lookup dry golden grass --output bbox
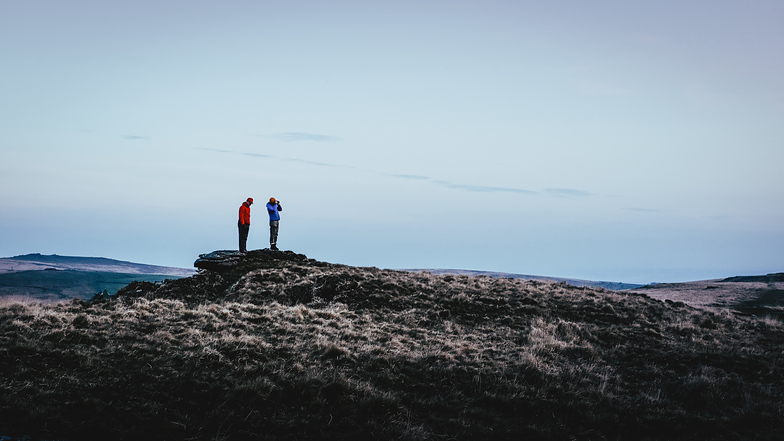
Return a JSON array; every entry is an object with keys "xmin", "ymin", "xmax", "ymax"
[{"xmin": 1, "ymin": 250, "xmax": 782, "ymax": 440}]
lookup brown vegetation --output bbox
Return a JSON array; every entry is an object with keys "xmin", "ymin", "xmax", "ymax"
[
  {"xmin": 629, "ymin": 274, "xmax": 784, "ymax": 319},
  {"xmin": 1, "ymin": 250, "xmax": 782, "ymax": 440}
]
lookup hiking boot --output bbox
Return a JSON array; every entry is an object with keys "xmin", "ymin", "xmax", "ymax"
[{"xmin": 271, "ymin": 244, "xmax": 279, "ymax": 251}]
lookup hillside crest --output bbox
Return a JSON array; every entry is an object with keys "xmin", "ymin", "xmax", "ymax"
[
  {"xmin": 0, "ymin": 253, "xmax": 195, "ymax": 277},
  {"xmin": 2, "ymin": 249, "xmax": 783, "ymax": 440}
]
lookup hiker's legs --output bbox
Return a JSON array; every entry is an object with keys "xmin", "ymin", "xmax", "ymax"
[
  {"xmin": 269, "ymin": 220, "xmax": 279, "ymax": 248},
  {"xmin": 239, "ymin": 224, "xmax": 250, "ymax": 252}
]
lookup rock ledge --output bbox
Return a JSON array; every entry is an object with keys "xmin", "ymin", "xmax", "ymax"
[{"xmin": 194, "ymin": 250, "xmax": 244, "ymax": 272}]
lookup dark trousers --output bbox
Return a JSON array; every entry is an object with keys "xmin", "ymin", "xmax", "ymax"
[
  {"xmin": 238, "ymin": 223, "xmax": 250, "ymax": 252},
  {"xmin": 269, "ymin": 220, "xmax": 279, "ymax": 246}
]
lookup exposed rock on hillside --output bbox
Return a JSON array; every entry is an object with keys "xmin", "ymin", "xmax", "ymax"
[
  {"xmin": 193, "ymin": 249, "xmax": 316, "ymax": 273},
  {"xmin": 193, "ymin": 250, "xmax": 245, "ymax": 271}
]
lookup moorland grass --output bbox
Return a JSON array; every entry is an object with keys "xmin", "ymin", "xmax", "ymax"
[{"xmin": 0, "ymin": 250, "xmax": 782, "ymax": 440}]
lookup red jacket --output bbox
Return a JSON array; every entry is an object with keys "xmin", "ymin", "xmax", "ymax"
[{"xmin": 239, "ymin": 202, "xmax": 251, "ymax": 225}]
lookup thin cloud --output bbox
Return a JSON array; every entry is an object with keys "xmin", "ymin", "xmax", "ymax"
[
  {"xmin": 545, "ymin": 188, "xmax": 591, "ymax": 197},
  {"xmin": 434, "ymin": 181, "xmax": 537, "ymax": 195},
  {"xmin": 123, "ymin": 135, "xmax": 149, "ymax": 140},
  {"xmin": 193, "ymin": 148, "xmax": 572, "ymax": 199},
  {"xmin": 284, "ymin": 158, "xmax": 340, "ymax": 167},
  {"xmin": 272, "ymin": 132, "xmax": 340, "ymax": 142},
  {"xmin": 623, "ymin": 207, "xmax": 659, "ymax": 213},
  {"xmin": 198, "ymin": 147, "xmax": 340, "ymax": 167},
  {"xmin": 391, "ymin": 174, "xmax": 430, "ymax": 180},
  {"xmin": 195, "ymin": 147, "xmax": 234, "ymax": 153}
]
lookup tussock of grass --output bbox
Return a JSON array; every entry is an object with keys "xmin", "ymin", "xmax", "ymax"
[{"xmin": 1, "ymin": 250, "xmax": 783, "ymax": 440}]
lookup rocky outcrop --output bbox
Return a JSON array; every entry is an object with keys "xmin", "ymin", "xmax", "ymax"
[
  {"xmin": 194, "ymin": 249, "xmax": 316, "ymax": 273},
  {"xmin": 193, "ymin": 250, "xmax": 245, "ymax": 272},
  {"xmin": 115, "ymin": 249, "xmax": 325, "ymax": 306}
]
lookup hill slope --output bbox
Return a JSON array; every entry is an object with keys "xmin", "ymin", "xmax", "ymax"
[
  {"xmin": 0, "ymin": 270, "xmax": 175, "ymax": 303},
  {"xmin": 0, "ymin": 254, "xmax": 195, "ymax": 277},
  {"xmin": 0, "ymin": 254, "xmax": 196, "ymax": 302},
  {"xmin": 628, "ymin": 273, "xmax": 784, "ymax": 318},
  {"xmin": 405, "ymin": 268, "xmax": 643, "ymax": 290},
  {"xmin": 1, "ymin": 250, "xmax": 782, "ymax": 440}
]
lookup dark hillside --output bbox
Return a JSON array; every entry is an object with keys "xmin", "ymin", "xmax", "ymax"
[
  {"xmin": 723, "ymin": 273, "xmax": 784, "ymax": 283},
  {"xmin": 1, "ymin": 250, "xmax": 782, "ymax": 440},
  {"xmin": 0, "ymin": 270, "xmax": 174, "ymax": 302}
]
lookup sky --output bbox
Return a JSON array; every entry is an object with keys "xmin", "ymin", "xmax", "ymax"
[{"xmin": 2, "ymin": 0, "xmax": 783, "ymax": 284}]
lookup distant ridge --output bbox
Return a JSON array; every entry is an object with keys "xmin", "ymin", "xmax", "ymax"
[
  {"xmin": 1, "ymin": 253, "xmax": 195, "ymax": 277},
  {"xmin": 10, "ymin": 253, "xmax": 140, "ymax": 265},
  {"xmin": 721, "ymin": 272, "xmax": 784, "ymax": 283},
  {"xmin": 403, "ymin": 268, "xmax": 643, "ymax": 291},
  {"xmin": 628, "ymin": 272, "xmax": 784, "ymax": 317},
  {"xmin": 0, "ymin": 254, "xmax": 196, "ymax": 302}
]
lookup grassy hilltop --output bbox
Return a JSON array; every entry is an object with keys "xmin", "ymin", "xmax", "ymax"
[{"xmin": 1, "ymin": 250, "xmax": 782, "ymax": 440}]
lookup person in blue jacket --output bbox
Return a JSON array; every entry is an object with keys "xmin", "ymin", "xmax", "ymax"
[{"xmin": 266, "ymin": 197, "xmax": 282, "ymax": 251}]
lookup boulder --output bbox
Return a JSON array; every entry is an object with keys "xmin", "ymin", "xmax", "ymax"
[{"xmin": 194, "ymin": 250, "xmax": 244, "ymax": 272}]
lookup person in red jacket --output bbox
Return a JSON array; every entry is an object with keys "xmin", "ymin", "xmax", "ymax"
[{"xmin": 238, "ymin": 198, "xmax": 253, "ymax": 253}]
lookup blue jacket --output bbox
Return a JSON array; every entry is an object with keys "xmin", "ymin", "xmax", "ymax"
[{"xmin": 266, "ymin": 202, "xmax": 281, "ymax": 221}]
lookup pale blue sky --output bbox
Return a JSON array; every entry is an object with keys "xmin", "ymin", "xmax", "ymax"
[{"xmin": 2, "ymin": 0, "xmax": 783, "ymax": 283}]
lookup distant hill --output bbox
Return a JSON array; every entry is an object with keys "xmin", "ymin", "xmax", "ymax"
[
  {"xmin": 0, "ymin": 269, "xmax": 175, "ymax": 303},
  {"xmin": 628, "ymin": 272, "xmax": 784, "ymax": 318},
  {"xmin": 721, "ymin": 272, "xmax": 784, "ymax": 283},
  {"xmin": 404, "ymin": 268, "xmax": 643, "ymax": 291},
  {"xmin": 0, "ymin": 254, "xmax": 195, "ymax": 302},
  {"xmin": 0, "ymin": 253, "xmax": 195, "ymax": 277}
]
